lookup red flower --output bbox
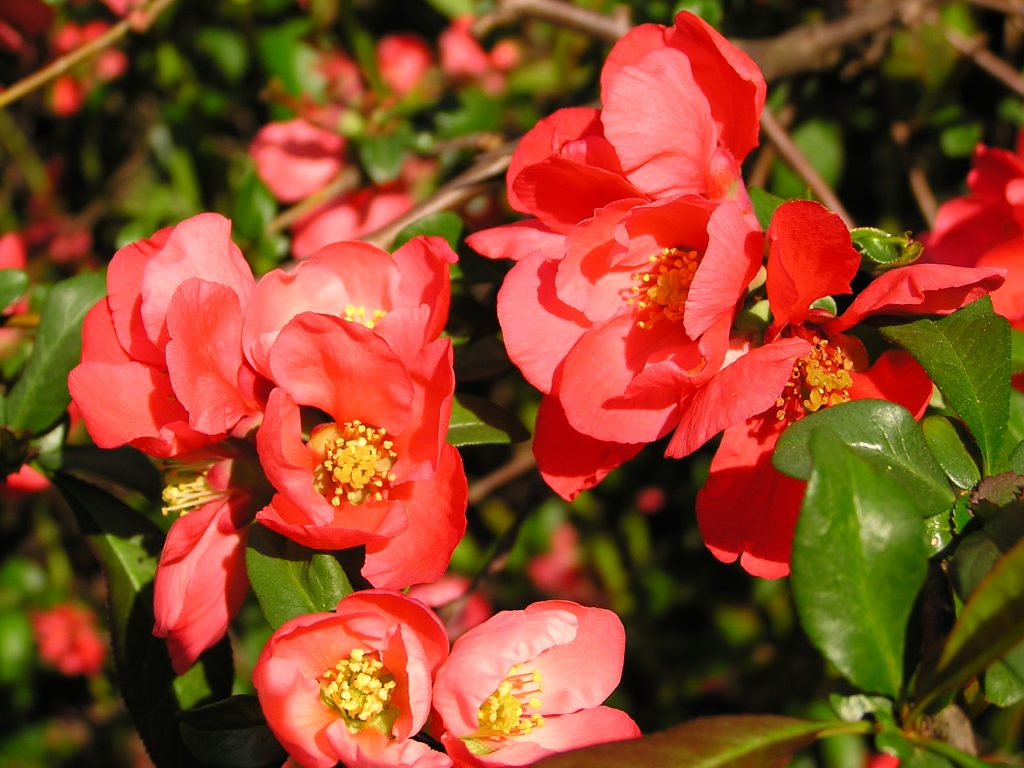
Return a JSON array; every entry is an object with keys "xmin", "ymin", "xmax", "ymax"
[
  {"xmin": 68, "ymin": 213, "xmax": 265, "ymax": 458},
  {"xmin": 255, "ymin": 311, "xmax": 466, "ymax": 588},
  {"xmin": 377, "ymin": 33, "xmax": 433, "ymax": 97},
  {"xmin": 406, "ymin": 575, "xmax": 492, "ymax": 641},
  {"xmin": 250, "ymin": 119, "xmax": 346, "ymax": 204},
  {"xmin": 432, "ymin": 600, "xmax": 640, "ymax": 766},
  {"xmin": 696, "ymin": 201, "xmax": 1004, "ymax": 577},
  {"xmin": 32, "ymin": 604, "xmax": 105, "ymax": 676},
  {"xmin": 253, "ymin": 590, "xmax": 452, "ymax": 768}
]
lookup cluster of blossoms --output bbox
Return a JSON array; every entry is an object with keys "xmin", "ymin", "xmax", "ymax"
[
  {"xmin": 253, "ymin": 591, "xmax": 638, "ymax": 767},
  {"xmin": 468, "ymin": 11, "xmax": 1005, "ymax": 577},
  {"xmin": 68, "ymin": 213, "xmax": 468, "ymax": 673}
]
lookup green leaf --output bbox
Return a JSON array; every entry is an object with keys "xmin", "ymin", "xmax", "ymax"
[
  {"xmin": 773, "ymin": 400, "xmax": 954, "ymax": 517},
  {"xmin": 912, "ymin": 535, "xmax": 1024, "ymax": 717},
  {"xmin": 770, "ymin": 119, "xmax": 843, "ymax": 199},
  {"xmin": 792, "ymin": 429, "xmax": 929, "ymax": 697},
  {"xmin": 533, "ymin": 716, "xmax": 868, "ymax": 768},
  {"xmin": 232, "ymin": 166, "xmax": 277, "ymax": 243},
  {"xmin": 392, "ymin": 211, "xmax": 464, "ymax": 252},
  {"xmin": 356, "ymin": 124, "xmax": 414, "ymax": 185},
  {"xmin": 178, "ymin": 695, "xmax": 286, "ymax": 768},
  {"xmin": 922, "ymin": 416, "xmax": 980, "ymax": 490},
  {"xmin": 749, "ymin": 187, "xmax": 786, "ymax": 231},
  {"xmin": 0, "ymin": 269, "xmax": 28, "ymax": 312},
  {"xmin": 246, "ymin": 524, "xmax": 353, "ymax": 630},
  {"xmin": 880, "ymin": 298, "xmax": 1010, "ymax": 474},
  {"xmin": 54, "ymin": 473, "xmax": 225, "ymax": 767},
  {"xmin": 1011, "ymin": 328, "xmax": 1024, "ymax": 374},
  {"xmin": 447, "ymin": 393, "xmax": 529, "ymax": 447},
  {"xmin": 850, "ymin": 227, "xmax": 923, "ymax": 271},
  {"xmin": 6, "ymin": 271, "xmax": 105, "ymax": 435}
]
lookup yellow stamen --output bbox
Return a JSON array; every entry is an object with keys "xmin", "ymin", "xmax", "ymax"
[
  {"xmin": 160, "ymin": 460, "xmax": 226, "ymax": 516},
  {"xmin": 474, "ymin": 664, "xmax": 545, "ymax": 739},
  {"xmin": 309, "ymin": 420, "xmax": 397, "ymax": 506},
  {"xmin": 627, "ymin": 247, "xmax": 701, "ymax": 329},
  {"xmin": 344, "ymin": 305, "xmax": 388, "ymax": 329},
  {"xmin": 775, "ymin": 336, "xmax": 854, "ymax": 424},
  {"xmin": 320, "ymin": 649, "xmax": 397, "ymax": 732}
]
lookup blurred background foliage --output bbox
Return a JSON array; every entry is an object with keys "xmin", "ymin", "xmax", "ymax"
[{"xmin": 1, "ymin": 0, "xmax": 1023, "ymax": 765}]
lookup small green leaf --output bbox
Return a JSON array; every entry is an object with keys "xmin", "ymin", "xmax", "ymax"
[
  {"xmin": 447, "ymin": 393, "xmax": 529, "ymax": 447},
  {"xmin": 246, "ymin": 524, "xmax": 353, "ymax": 630},
  {"xmin": 179, "ymin": 695, "xmax": 286, "ymax": 768},
  {"xmin": 7, "ymin": 271, "xmax": 105, "ymax": 435},
  {"xmin": 880, "ymin": 298, "xmax": 1010, "ymax": 475},
  {"xmin": 392, "ymin": 211, "xmax": 464, "ymax": 253},
  {"xmin": 791, "ymin": 429, "xmax": 929, "ymax": 697},
  {"xmin": 922, "ymin": 416, "xmax": 980, "ymax": 490},
  {"xmin": 749, "ymin": 187, "xmax": 786, "ymax": 231},
  {"xmin": 0, "ymin": 269, "xmax": 28, "ymax": 312},
  {"xmin": 55, "ymin": 473, "xmax": 220, "ymax": 767},
  {"xmin": 356, "ymin": 124, "xmax": 414, "ymax": 185},
  {"xmin": 232, "ymin": 166, "xmax": 277, "ymax": 243},
  {"xmin": 533, "ymin": 715, "xmax": 868, "ymax": 768},
  {"xmin": 913, "ymin": 535, "xmax": 1024, "ymax": 717},
  {"xmin": 850, "ymin": 227, "xmax": 923, "ymax": 271},
  {"xmin": 773, "ymin": 400, "xmax": 954, "ymax": 517}
]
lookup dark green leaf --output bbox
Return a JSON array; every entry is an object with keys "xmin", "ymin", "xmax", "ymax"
[
  {"xmin": 232, "ymin": 166, "xmax": 277, "ymax": 242},
  {"xmin": 246, "ymin": 524, "xmax": 353, "ymax": 630},
  {"xmin": 533, "ymin": 716, "xmax": 868, "ymax": 768},
  {"xmin": 750, "ymin": 187, "xmax": 786, "ymax": 231},
  {"xmin": 356, "ymin": 124, "xmax": 414, "ymax": 185},
  {"xmin": 913, "ymin": 535, "xmax": 1024, "ymax": 716},
  {"xmin": 922, "ymin": 416, "xmax": 980, "ymax": 490},
  {"xmin": 0, "ymin": 269, "xmax": 28, "ymax": 312},
  {"xmin": 773, "ymin": 400, "xmax": 954, "ymax": 516},
  {"xmin": 880, "ymin": 298, "xmax": 1010, "ymax": 474},
  {"xmin": 392, "ymin": 211, "xmax": 464, "ymax": 252},
  {"xmin": 7, "ymin": 271, "xmax": 105, "ymax": 435},
  {"xmin": 447, "ymin": 393, "xmax": 529, "ymax": 447},
  {"xmin": 179, "ymin": 695, "xmax": 286, "ymax": 768},
  {"xmin": 792, "ymin": 429, "xmax": 929, "ymax": 697},
  {"xmin": 1011, "ymin": 328, "xmax": 1024, "ymax": 374},
  {"xmin": 850, "ymin": 227, "xmax": 923, "ymax": 271},
  {"xmin": 54, "ymin": 473, "xmax": 218, "ymax": 767}
]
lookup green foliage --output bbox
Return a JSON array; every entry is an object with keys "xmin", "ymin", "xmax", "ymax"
[
  {"xmin": 850, "ymin": 227, "xmax": 923, "ymax": 271},
  {"xmin": 922, "ymin": 416, "xmax": 980, "ymax": 490},
  {"xmin": 791, "ymin": 430, "xmax": 928, "ymax": 698},
  {"xmin": 447, "ymin": 392, "xmax": 529, "ymax": 446},
  {"xmin": 881, "ymin": 298, "xmax": 1010, "ymax": 475},
  {"xmin": 0, "ymin": 270, "xmax": 28, "ymax": 312},
  {"xmin": 178, "ymin": 695, "xmax": 286, "ymax": 768},
  {"xmin": 393, "ymin": 211, "xmax": 465, "ymax": 251},
  {"xmin": 246, "ymin": 524, "xmax": 353, "ymax": 630}
]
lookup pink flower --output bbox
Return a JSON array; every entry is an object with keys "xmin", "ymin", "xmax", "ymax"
[
  {"xmin": 432, "ymin": 600, "xmax": 640, "ymax": 766},
  {"xmin": 377, "ymin": 33, "xmax": 433, "ymax": 97},
  {"xmin": 439, "ymin": 17, "xmax": 517, "ymax": 94},
  {"xmin": 526, "ymin": 524, "xmax": 604, "ymax": 606},
  {"xmin": 153, "ymin": 447, "xmax": 267, "ymax": 674},
  {"xmin": 290, "ymin": 185, "xmax": 414, "ymax": 259},
  {"xmin": 250, "ymin": 119, "xmax": 346, "ymax": 203},
  {"xmin": 696, "ymin": 201, "xmax": 1004, "ymax": 577},
  {"xmin": 407, "ymin": 575, "xmax": 492, "ymax": 641},
  {"xmin": 69, "ymin": 213, "xmax": 265, "ymax": 458},
  {"xmin": 32, "ymin": 604, "xmax": 106, "ymax": 676},
  {"xmin": 49, "ymin": 21, "xmax": 127, "ymax": 116},
  {"xmin": 253, "ymin": 590, "xmax": 452, "ymax": 768}
]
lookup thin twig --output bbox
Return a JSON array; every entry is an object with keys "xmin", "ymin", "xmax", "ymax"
[
  {"xmin": 945, "ymin": 27, "xmax": 1024, "ymax": 99},
  {"xmin": 759, "ymin": 106, "xmax": 854, "ymax": 226},
  {"xmin": 265, "ymin": 166, "xmax": 361, "ymax": 236},
  {"xmin": 0, "ymin": 0, "xmax": 176, "ymax": 112},
  {"xmin": 467, "ymin": 446, "xmax": 537, "ymax": 506},
  {"xmin": 474, "ymin": 0, "xmax": 631, "ymax": 42}
]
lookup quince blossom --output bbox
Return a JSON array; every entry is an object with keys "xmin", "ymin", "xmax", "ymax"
[
  {"xmin": 253, "ymin": 590, "xmax": 452, "ymax": 768},
  {"xmin": 432, "ymin": 600, "xmax": 640, "ymax": 766}
]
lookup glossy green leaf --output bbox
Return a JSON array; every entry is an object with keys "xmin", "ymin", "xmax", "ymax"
[
  {"xmin": 447, "ymin": 393, "xmax": 529, "ymax": 447},
  {"xmin": 534, "ymin": 716, "xmax": 868, "ymax": 768},
  {"xmin": 55, "ymin": 473, "xmax": 223, "ymax": 767},
  {"xmin": 179, "ymin": 695, "xmax": 286, "ymax": 768},
  {"xmin": 880, "ymin": 298, "xmax": 1010, "ymax": 474},
  {"xmin": 850, "ymin": 227, "xmax": 923, "ymax": 271},
  {"xmin": 6, "ymin": 271, "xmax": 105, "ymax": 435},
  {"xmin": 773, "ymin": 400, "xmax": 954, "ymax": 516},
  {"xmin": 922, "ymin": 416, "xmax": 980, "ymax": 490},
  {"xmin": 791, "ymin": 429, "xmax": 929, "ymax": 697},
  {"xmin": 913, "ymin": 535, "xmax": 1024, "ymax": 716},
  {"xmin": 392, "ymin": 211, "xmax": 464, "ymax": 252},
  {"xmin": 749, "ymin": 187, "xmax": 786, "ymax": 231},
  {"xmin": 0, "ymin": 269, "xmax": 28, "ymax": 312},
  {"xmin": 246, "ymin": 524, "xmax": 353, "ymax": 630}
]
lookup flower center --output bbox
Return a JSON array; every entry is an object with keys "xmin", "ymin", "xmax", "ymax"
[
  {"xmin": 775, "ymin": 336, "xmax": 854, "ymax": 424},
  {"xmin": 320, "ymin": 648, "xmax": 397, "ymax": 732},
  {"xmin": 160, "ymin": 460, "xmax": 226, "ymax": 516},
  {"xmin": 629, "ymin": 247, "xmax": 700, "ymax": 329},
  {"xmin": 475, "ymin": 664, "xmax": 544, "ymax": 739},
  {"xmin": 309, "ymin": 420, "xmax": 397, "ymax": 506},
  {"xmin": 344, "ymin": 304, "xmax": 387, "ymax": 329}
]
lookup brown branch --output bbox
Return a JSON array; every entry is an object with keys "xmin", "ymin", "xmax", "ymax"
[
  {"xmin": 473, "ymin": 0, "xmax": 631, "ymax": 42},
  {"xmin": 467, "ymin": 445, "xmax": 537, "ymax": 506},
  {"xmin": 760, "ymin": 106, "xmax": 854, "ymax": 226},
  {"xmin": 266, "ymin": 166, "xmax": 361, "ymax": 236},
  {"xmin": 945, "ymin": 27, "xmax": 1024, "ymax": 99},
  {"xmin": 0, "ymin": 0, "xmax": 176, "ymax": 111}
]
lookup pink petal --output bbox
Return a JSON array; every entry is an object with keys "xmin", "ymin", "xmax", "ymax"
[
  {"xmin": 851, "ymin": 349, "xmax": 933, "ymax": 420},
  {"xmin": 254, "ymin": 654, "xmax": 338, "ymax": 768},
  {"xmin": 466, "ymin": 221, "xmax": 566, "ymax": 262},
  {"xmin": 291, "ymin": 188, "xmax": 412, "ymax": 259},
  {"xmin": 106, "ymin": 225, "xmax": 173, "ymax": 366},
  {"xmin": 976, "ymin": 236, "xmax": 1024, "ymax": 325},
  {"xmin": 767, "ymin": 200, "xmax": 859, "ymax": 328},
  {"xmin": 392, "ymin": 235, "xmax": 457, "ymax": 341},
  {"xmin": 828, "ymin": 264, "xmax": 1006, "ymax": 333},
  {"xmin": 250, "ymin": 119, "xmax": 346, "ymax": 203},
  {"xmin": 78, "ymin": 300, "xmax": 131, "ymax": 364},
  {"xmin": 600, "ymin": 23, "xmax": 670, "ymax": 96}
]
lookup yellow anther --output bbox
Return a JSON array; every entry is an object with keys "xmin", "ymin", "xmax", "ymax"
[
  {"xmin": 320, "ymin": 649, "xmax": 397, "ymax": 732},
  {"xmin": 775, "ymin": 336, "xmax": 854, "ymax": 424},
  {"xmin": 343, "ymin": 305, "xmax": 388, "ymax": 329},
  {"xmin": 159, "ymin": 460, "xmax": 226, "ymax": 516},
  {"xmin": 309, "ymin": 420, "xmax": 398, "ymax": 506},
  {"xmin": 474, "ymin": 665, "xmax": 545, "ymax": 740},
  {"xmin": 628, "ymin": 247, "xmax": 701, "ymax": 329}
]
